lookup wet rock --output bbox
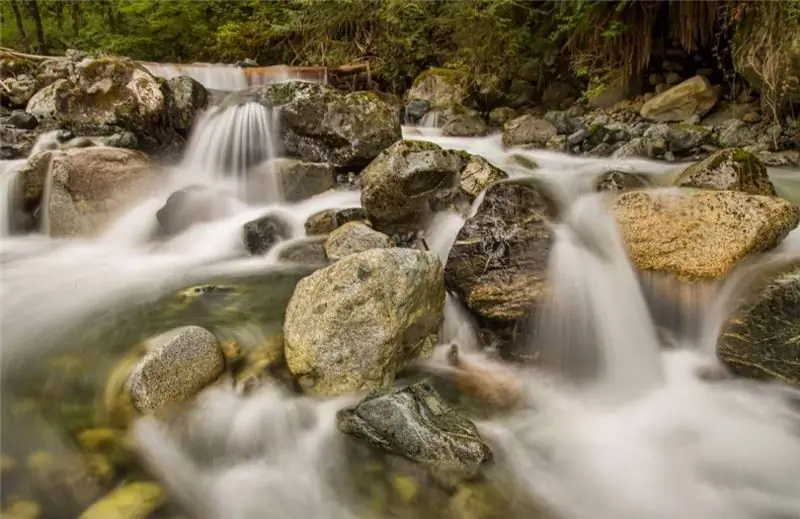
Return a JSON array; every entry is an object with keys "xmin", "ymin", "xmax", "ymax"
[
  {"xmin": 505, "ymin": 154, "xmax": 538, "ymax": 171},
  {"xmin": 595, "ymin": 170, "xmax": 650, "ymax": 192},
  {"xmin": 675, "ymin": 148, "xmax": 776, "ymax": 196},
  {"xmin": 156, "ymin": 185, "xmax": 238, "ymax": 237},
  {"xmin": 717, "ymin": 262, "xmax": 800, "ymax": 385},
  {"xmin": 238, "ymin": 81, "xmax": 401, "ymax": 168},
  {"xmin": 663, "ymin": 124, "xmax": 712, "ymax": 154},
  {"xmin": 324, "ymin": 221, "xmax": 394, "ymax": 261},
  {"xmin": 0, "ymin": 75, "xmax": 37, "ymax": 108},
  {"xmin": 242, "ymin": 213, "xmax": 292, "ymax": 255},
  {"xmin": 0, "ymin": 125, "xmax": 39, "ymax": 159},
  {"xmin": 77, "ymin": 481, "xmax": 164, "ymax": 519},
  {"xmin": 46, "ymin": 180, "xmax": 83, "ymax": 237},
  {"xmin": 250, "ymin": 158, "xmax": 334, "ymax": 204},
  {"xmin": 640, "ymin": 75, "xmax": 718, "ymax": 122},
  {"xmin": 284, "ymin": 248, "xmax": 445, "ymax": 395},
  {"xmin": 305, "ymin": 207, "xmax": 366, "ymax": 235},
  {"xmin": 546, "ymin": 134, "xmax": 570, "ymax": 153},
  {"xmin": 405, "ymin": 99, "xmax": 431, "ymax": 124},
  {"xmin": 459, "ymin": 155, "xmax": 508, "ymax": 200},
  {"xmin": 8, "ymin": 110, "xmax": 37, "ymax": 130},
  {"xmin": 487, "ymin": 107, "xmax": 517, "ymax": 128},
  {"xmin": 127, "ymin": 326, "xmax": 225, "ymax": 412},
  {"xmin": 277, "ymin": 236, "xmax": 329, "ymax": 265},
  {"xmin": 164, "ymin": 75, "xmax": 208, "ymax": 135},
  {"xmin": 501, "ymin": 115, "xmax": 557, "ymax": 150},
  {"xmin": 445, "ymin": 180, "xmax": 557, "ymax": 324},
  {"xmin": 441, "ymin": 114, "xmax": 489, "ymax": 137},
  {"xmin": 360, "ymin": 140, "xmax": 466, "ymax": 234},
  {"xmin": 407, "ymin": 68, "xmax": 469, "ymax": 109},
  {"xmin": 102, "ymin": 131, "xmax": 138, "ymax": 149},
  {"xmin": 337, "ymin": 381, "xmax": 492, "ymax": 483},
  {"xmin": 614, "ymin": 190, "xmax": 799, "ymax": 281}
]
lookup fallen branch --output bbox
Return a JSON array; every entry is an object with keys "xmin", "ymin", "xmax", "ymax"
[{"xmin": 0, "ymin": 46, "xmax": 63, "ymax": 62}]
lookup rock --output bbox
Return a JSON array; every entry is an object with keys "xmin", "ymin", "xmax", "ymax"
[
  {"xmin": 0, "ymin": 125, "xmax": 39, "ymax": 159},
  {"xmin": 459, "ymin": 155, "xmax": 508, "ymax": 200},
  {"xmin": 543, "ymin": 111, "xmax": 583, "ymax": 135},
  {"xmin": 235, "ymin": 81, "xmax": 401, "ymax": 168},
  {"xmin": 742, "ymin": 111, "xmax": 760, "ymax": 124},
  {"xmin": 501, "ymin": 115, "xmax": 557, "ymax": 150},
  {"xmin": 283, "ymin": 248, "xmax": 445, "ymax": 395},
  {"xmin": 505, "ymin": 154, "xmax": 538, "ymax": 171},
  {"xmin": 717, "ymin": 262, "xmax": 800, "ymax": 385},
  {"xmin": 2, "ymin": 500, "xmax": 42, "ymax": 519},
  {"xmin": 675, "ymin": 148, "xmax": 776, "ymax": 196},
  {"xmin": 588, "ymin": 86, "xmax": 627, "ymax": 109},
  {"xmin": 127, "ymin": 326, "xmax": 225, "ymax": 412},
  {"xmin": 0, "ymin": 50, "xmax": 37, "ymax": 77},
  {"xmin": 541, "ymin": 81, "xmax": 579, "ymax": 110},
  {"xmin": 77, "ymin": 481, "xmax": 164, "ymax": 519},
  {"xmin": 26, "ymin": 57, "xmax": 174, "ymax": 152},
  {"xmin": 156, "ymin": 185, "xmax": 238, "ymax": 237},
  {"xmin": 445, "ymin": 180, "xmax": 557, "ymax": 324},
  {"xmin": 595, "ymin": 170, "xmax": 650, "ymax": 192},
  {"xmin": 441, "ymin": 114, "xmax": 489, "ymax": 137},
  {"xmin": 324, "ymin": 221, "xmax": 394, "ymax": 261},
  {"xmin": 40, "ymin": 147, "xmax": 156, "ymax": 237},
  {"xmin": 242, "ymin": 213, "xmax": 292, "ymax": 255},
  {"xmin": 247, "ymin": 158, "xmax": 334, "ymax": 203},
  {"xmin": 487, "ymin": 107, "xmax": 517, "ymax": 128},
  {"xmin": 407, "ymin": 68, "xmax": 468, "ymax": 109},
  {"xmin": 640, "ymin": 75, "xmax": 718, "ymax": 122},
  {"xmin": 614, "ymin": 190, "xmax": 799, "ymax": 281},
  {"xmin": 0, "ymin": 75, "xmax": 37, "ymax": 108},
  {"xmin": 360, "ymin": 140, "xmax": 466, "ymax": 234},
  {"xmin": 102, "ymin": 131, "xmax": 138, "ymax": 149},
  {"xmin": 405, "ymin": 99, "xmax": 431, "ymax": 124},
  {"xmin": 663, "ymin": 124, "xmax": 711, "ymax": 154},
  {"xmin": 277, "ymin": 236, "xmax": 329, "ymax": 265},
  {"xmin": 46, "ymin": 180, "xmax": 83, "ymax": 237},
  {"xmin": 35, "ymin": 59, "xmax": 74, "ymax": 89},
  {"xmin": 164, "ymin": 76, "xmax": 208, "ymax": 135},
  {"xmin": 507, "ymin": 78, "xmax": 537, "ymax": 108},
  {"xmin": 337, "ymin": 381, "xmax": 492, "ymax": 483},
  {"xmin": 305, "ymin": 207, "xmax": 366, "ymax": 235},
  {"xmin": 8, "ymin": 110, "xmax": 37, "ymax": 130},
  {"xmin": 664, "ymin": 72, "xmax": 682, "ymax": 85}
]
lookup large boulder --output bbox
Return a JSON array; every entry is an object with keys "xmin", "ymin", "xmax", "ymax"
[
  {"xmin": 26, "ymin": 57, "xmax": 176, "ymax": 153},
  {"xmin": 163, "ymin": 76, "xmax": 208, "ymax": 135},
  {"xmin": 675, "ymin": 148, "xmax": 776, "ymax": 196},
  {"xmin": 501, "ymin": 115, "xmax": 557, "ymax": 150},
  {"xmin": 640, "ymin": 75, "xmax": 718, "ymax": 122},
  {"xmin": 232, "ymin": 81, "xmax": 401, "ymax": 169},
  {"xmin": 360, "ymin": 140, "xmax": 467, "ymax": 234},
  {"xmin": 337, "ymin": 381, "xmax": 492, "ymax": 484},
  {"xmin": 717, "ymin": 262, "xmax": 800, "ymax": 385},
  {"xmin": 614, "ymin": 190, "xmax": 799, "ymax": 281},
  {"xmin": 38, "ymin": 147, "xmax": 158, "ymax": 237},
  {"xmin": 407, "ymin": 68, "xmax": 469, "ymax": 109},
  {"xmin": 445, "ymin": 180, "xmax": 557, "ymax": 325},
  {"xmin": 283, "ymin": 248, "xmax": 445, "ymax": 396},
  {"xmin": 156, "ymin": 185, "xmax": 239, "ymax": 237}
]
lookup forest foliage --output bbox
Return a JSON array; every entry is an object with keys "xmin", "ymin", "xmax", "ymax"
[{"xmin": 2, "ymin": 0, "xmax": 799, "ymax": 106}]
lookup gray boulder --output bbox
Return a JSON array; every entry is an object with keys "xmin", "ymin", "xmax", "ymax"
[
  {"xmin": 441, "ymin": 114, "xmax": 489, "ymax": 137},
  {"xmin": 501, "ymin": 115, "xmax": 557, "ymax": 150},
  {"xmin": 640, "ymin": 75, "xmax": 718, "ymax": 123},
  {"xmin": 164, "ymin": 76, "xmax": 208, "ymax": 135}
]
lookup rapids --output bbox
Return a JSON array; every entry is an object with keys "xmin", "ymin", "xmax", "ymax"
[{"xmin": 2, "ymin": 74, "xmax": 800, "ymax": 519}]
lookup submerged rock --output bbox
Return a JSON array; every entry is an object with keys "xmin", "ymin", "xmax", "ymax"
[
  {"xmin": 501, "ymin": 115, "xmax": 557, "ymax": 150},
  {"xmin": 614, "ymin": 190, "xmax": 799, "ymax": 281},
  {"xmin": 324, "ymin": 221, "xmax": 394, "ymax": 262},
  {"xmin": 675, "ymin": 148, "xmax": 776, "ymax": 196},
  {"xmin": 360, "ymin": 140, "xmax": 467, "ymax": 234},
  {"xmin": 640, "ymin": 75, "xmax": 718, "ymax": 123},
  {"xmin": 242, "ymin": 213, "xmax": 292, "ymax": 255},
  {"xmin": 717, "ymin": 262, "xmax": 800, "ymax": 385},
  {"xmin": 77, "ymin": 481, "xmax": 164, "ymax": 519},
  {"xmin": 445, "ymin": 180, "xmax": 557, "ymax": 324},
  {"xmin": 156, "ymin": 185, "xmax": 238, "ymax": 237},
  {"xmin": 305, "ymin": 207, "xmax": 366, "ymax": 235},
  {"xmin": 284, "ymin": 248, "xmax": 445, "ymax": 395},
  {"xmin": 459, "ymin": 155, "xmax": 508, "ymax": 200},
  {"xmin": 595, "ymin": 170, "xmax": 650, "ymax": 192},
  {"xmin": 127, "ymin": 325, "xmax": 225, "ymax": 412},
  {"xmin": 337, "ymin": 381, "xmax": 492, "ymax": 483}
]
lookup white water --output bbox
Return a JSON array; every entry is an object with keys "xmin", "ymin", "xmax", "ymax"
[{"xmin": 2, "ymin": 112, "xmax": 800, "ymax": 519}]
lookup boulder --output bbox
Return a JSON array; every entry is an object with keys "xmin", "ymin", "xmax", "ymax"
[
  {"xmin": 246, "ymin": 158, "xmax": 333, "ymax": 203},
  {"xmin": 242, "ymin": 213, "xmax": 292, "ymax": 255},
  {"xmin": 234, "ymin": 81, "xmax": 401, "ymax": 168},
  {"xmin": 156, "ymin": 185, "xmax": 238, "ymax": 237},
  {"xmin": 323, "ymin": 221, "xmax": 394, "ymax": 262},
  {"xmin": 283, "ymin": 248, "xmax": 445, "ymax": 395},
  {"xmin": 595, "ymin": 170, "xmax": 650, "ymax": 192},
  {"xmin": 640, "ymin": 75, "xmax": 718, "ymax": 122},
  {"xmin": 0, "ymin": 75, "xmax": 37, "ymax": 109},
  {"xmin": 404, "ymin": 99, "xmax": 432, "ymax": 124},
  {"xmin": 445, "ymin": 180, "xmax": 557, "ymax": 324},
  {"xmin": 441, "ymin": 114, "xmax": 489, "ymax": 137},
  {"xmin": 675, "ymin": 148, "xmax": 776, "ymax": 196},
  {"xmin": 614, "ymin": 190, "xmax": 799, "ymax": 281},
  {"xmin": 127, "ymin": 326, "xmax": 225, "ymax": 413},
  {"xmin": 459, "ymin": 155, "xmax": 508, "ymax": 200},
  {"xmin": 164, "ymin": 76, "xmax": 208, "ymax": 135},
  {"xmin": 40, "ymin": 147, "xmax": 157, "ymax": 237},
  {"xmin": 717, "ymin": 262, "xmax": 800, "ymax": 385},
  {"xmin": 501, "ymin": 115, "xmax": 557, "ymax": 150},
  {"xmin": 0, "ymin": 125, "xmax": 39, "ymax": 159},
  {"xmin": 360, "ymin": 140, "xmax": 466, "ymax": 234},
  {"xmin": 487, "ymin": 107, "xmax": 518, "ymax": 128},
  {"xmin": 337, "ymin": 381, "xmax": 492, "ymax": 483},
  {"xmin": 8, "ymin": 110, "xmax": 37, "ymax": 130},
  {"xmin": 304, "ymin": 207, "xmax": 366, "ymax": 235},
  {"xmin": 407, "ymin": 68, "xmax": 469, "ymax": 109},
  {"xmin": 35, "ymin": 58, "xmax": 74, "ymax": 89}
]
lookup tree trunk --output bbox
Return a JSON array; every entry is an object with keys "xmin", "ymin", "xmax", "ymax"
[
  {"xmin": 27, "ymin": 0, "xmax": 47, "ymax": 54},
  {"xmin": 8, "ymin": 0, "xmax": 30, "ymax": 52},
  {"xmin": 54, "ymin": 0, "xmax": 65, "ymax": 31},
  {"xmin": 70, "ymin": 2, "xmax": 82, "ymax": 36}
]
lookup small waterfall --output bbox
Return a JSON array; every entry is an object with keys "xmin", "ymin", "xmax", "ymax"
[
  {"xmin": 530, "ymin": 192, "xmax": 664, "ymax": 402},
  {"xmin": 0, "ymin": 160, "xmax": 24, "ymax": 236}
]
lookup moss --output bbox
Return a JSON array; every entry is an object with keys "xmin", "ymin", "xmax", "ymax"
[
  {"xmin": 77, "ymin": 481, "xmax": 165, "ymax": 519},
  {"xmin": 414, "ymin": 67, "xmax": 467, "ymax": 85},
  {"xmin": 1, "ymin": 500, "xmax": 42, "ymax": 519},
  {"xmin": 392, "ymin": 475, "xmax": 419, "ymax": 504}
]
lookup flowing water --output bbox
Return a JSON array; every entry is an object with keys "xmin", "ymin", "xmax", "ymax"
[{"xmin": 2, "ymin": 91, "xmax": 800, "ymax": 519}]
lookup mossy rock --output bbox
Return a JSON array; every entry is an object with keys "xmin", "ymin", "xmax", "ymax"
[
  {"xmin": 675, "ymin": 148, "xmax": 776, "ymax": 196},
  {"xmin": 77, "ymin": 481, "xmax": 165, "ymax": 519}
]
